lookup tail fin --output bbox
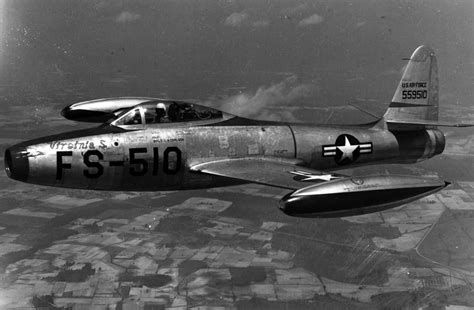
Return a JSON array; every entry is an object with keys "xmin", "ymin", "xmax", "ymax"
[{"xmin": 384, "ymin": 46, "xmax": 439, "ymax": 130}]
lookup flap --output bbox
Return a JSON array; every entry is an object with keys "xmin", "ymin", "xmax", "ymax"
[{"xmin": 190, "ymin": 157, "xmax": 346, "ymax": 190}]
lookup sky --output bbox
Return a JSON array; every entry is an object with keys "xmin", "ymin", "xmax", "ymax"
[
  {"xmin": 0, "ymin": 0, "xmax": 473, "ymax": 126},
  {"xmin": 0, "ymin": 0, "xmax": 473, "ymax": 293}
]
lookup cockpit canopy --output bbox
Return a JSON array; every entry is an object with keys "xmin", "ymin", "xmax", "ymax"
[{"xmin": 111, "ymin": 100, "xmax": 229, "ymax": 128}]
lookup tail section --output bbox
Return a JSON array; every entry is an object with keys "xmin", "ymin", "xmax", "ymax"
[
  {"xmin": 384, "ymin": 46, "xmax": 439, "ymax": 130},
  {"xmin": 379, "ymin": 46, "xmax": 473, "ymax": 163},
  {"xmin": 382, "ymin": 46, "xmax": 473, "ymax": 130}
]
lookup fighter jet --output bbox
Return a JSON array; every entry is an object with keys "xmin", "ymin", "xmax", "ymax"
[{"xmin": 4, "ymin": 46, "xmax": 473, "ymax": 217}]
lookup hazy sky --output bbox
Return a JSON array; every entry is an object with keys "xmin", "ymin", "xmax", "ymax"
[{"xmin": 0, "ymin": 0, "xmax": 473, "ymax": 123}]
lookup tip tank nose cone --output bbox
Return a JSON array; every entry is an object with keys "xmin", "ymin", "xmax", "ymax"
[{"xmin": 60, "ymin": 107, "xmax": 69, "ymax": 118}]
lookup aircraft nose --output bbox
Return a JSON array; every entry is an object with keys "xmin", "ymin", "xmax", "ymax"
[{"xmin": 4, "ymin": 145, "xmax": 29, "ymax": 182}]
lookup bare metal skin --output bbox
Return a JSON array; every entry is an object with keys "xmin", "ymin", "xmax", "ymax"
[{"xmin": 4, "ymin": 46, "xmax": 472, "ymax": 217}]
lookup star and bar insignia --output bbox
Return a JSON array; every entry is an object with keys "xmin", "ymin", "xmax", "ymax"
[
  {"xmin": 289, "ymin": 170, "xmax": 343, "ymax": 182},
  {"xmin": 323, "ymin": 134, "xmax": 372, "ymax": 165}
]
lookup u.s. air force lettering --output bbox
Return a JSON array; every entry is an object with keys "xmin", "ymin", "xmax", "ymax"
[
  {"xmin": 401, "ymin": 81, "xmax": 428, "ymax": 100},
  {"xmin": 322, "ymin": 134, "xmax": 372, "ymax": 165}
]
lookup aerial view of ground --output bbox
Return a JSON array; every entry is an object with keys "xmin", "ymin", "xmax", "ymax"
[
  {"xmin": 1, "ymin": 0, "xmax": 473, "ymax": 309},
  {"xmin": 0, "ymin": 115, "xmax": 473, "ymax": 309}
]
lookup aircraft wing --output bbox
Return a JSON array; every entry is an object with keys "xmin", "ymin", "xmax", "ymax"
[{"xmin": 190, "ymin": 157, "xmax": 346, "ymax": 190}]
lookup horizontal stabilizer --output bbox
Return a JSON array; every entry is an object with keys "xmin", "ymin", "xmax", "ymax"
[{"xmin": 386, "ymin": 119, "xmax": 474, "ymax": 128}]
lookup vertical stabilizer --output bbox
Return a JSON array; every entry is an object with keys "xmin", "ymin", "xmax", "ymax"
[{"xmin": 384, "ymin": 46, "xmax": 438, "ymax": 127}]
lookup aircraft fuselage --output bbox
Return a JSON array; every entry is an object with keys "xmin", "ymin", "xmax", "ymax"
[{"xmin": 5, "ymin": 122, "xmax": 445, "ymax": 191}]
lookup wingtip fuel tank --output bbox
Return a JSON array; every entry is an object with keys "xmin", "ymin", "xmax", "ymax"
[
  {"xmin": 279, "ymin": 175, "xmax": 448, "ymax": 218},
  {"xmin": 61, "ymin": 97, "xmax": 159, "ymax": 122}
]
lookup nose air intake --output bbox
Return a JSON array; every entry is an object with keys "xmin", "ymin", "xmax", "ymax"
[{"xmin": 4, "ymin": 146, "xmax": 29, "ymax": 182}]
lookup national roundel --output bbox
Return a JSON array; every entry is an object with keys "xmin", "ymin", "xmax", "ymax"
[{"xmin": 322, "ymin": 134, "xmax": 373, "ymax": 165}]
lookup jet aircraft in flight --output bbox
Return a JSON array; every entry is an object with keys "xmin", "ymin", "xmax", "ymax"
[{"xmin": 5, "ymin": 46, "xmax": 473, "ymax": 217}]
